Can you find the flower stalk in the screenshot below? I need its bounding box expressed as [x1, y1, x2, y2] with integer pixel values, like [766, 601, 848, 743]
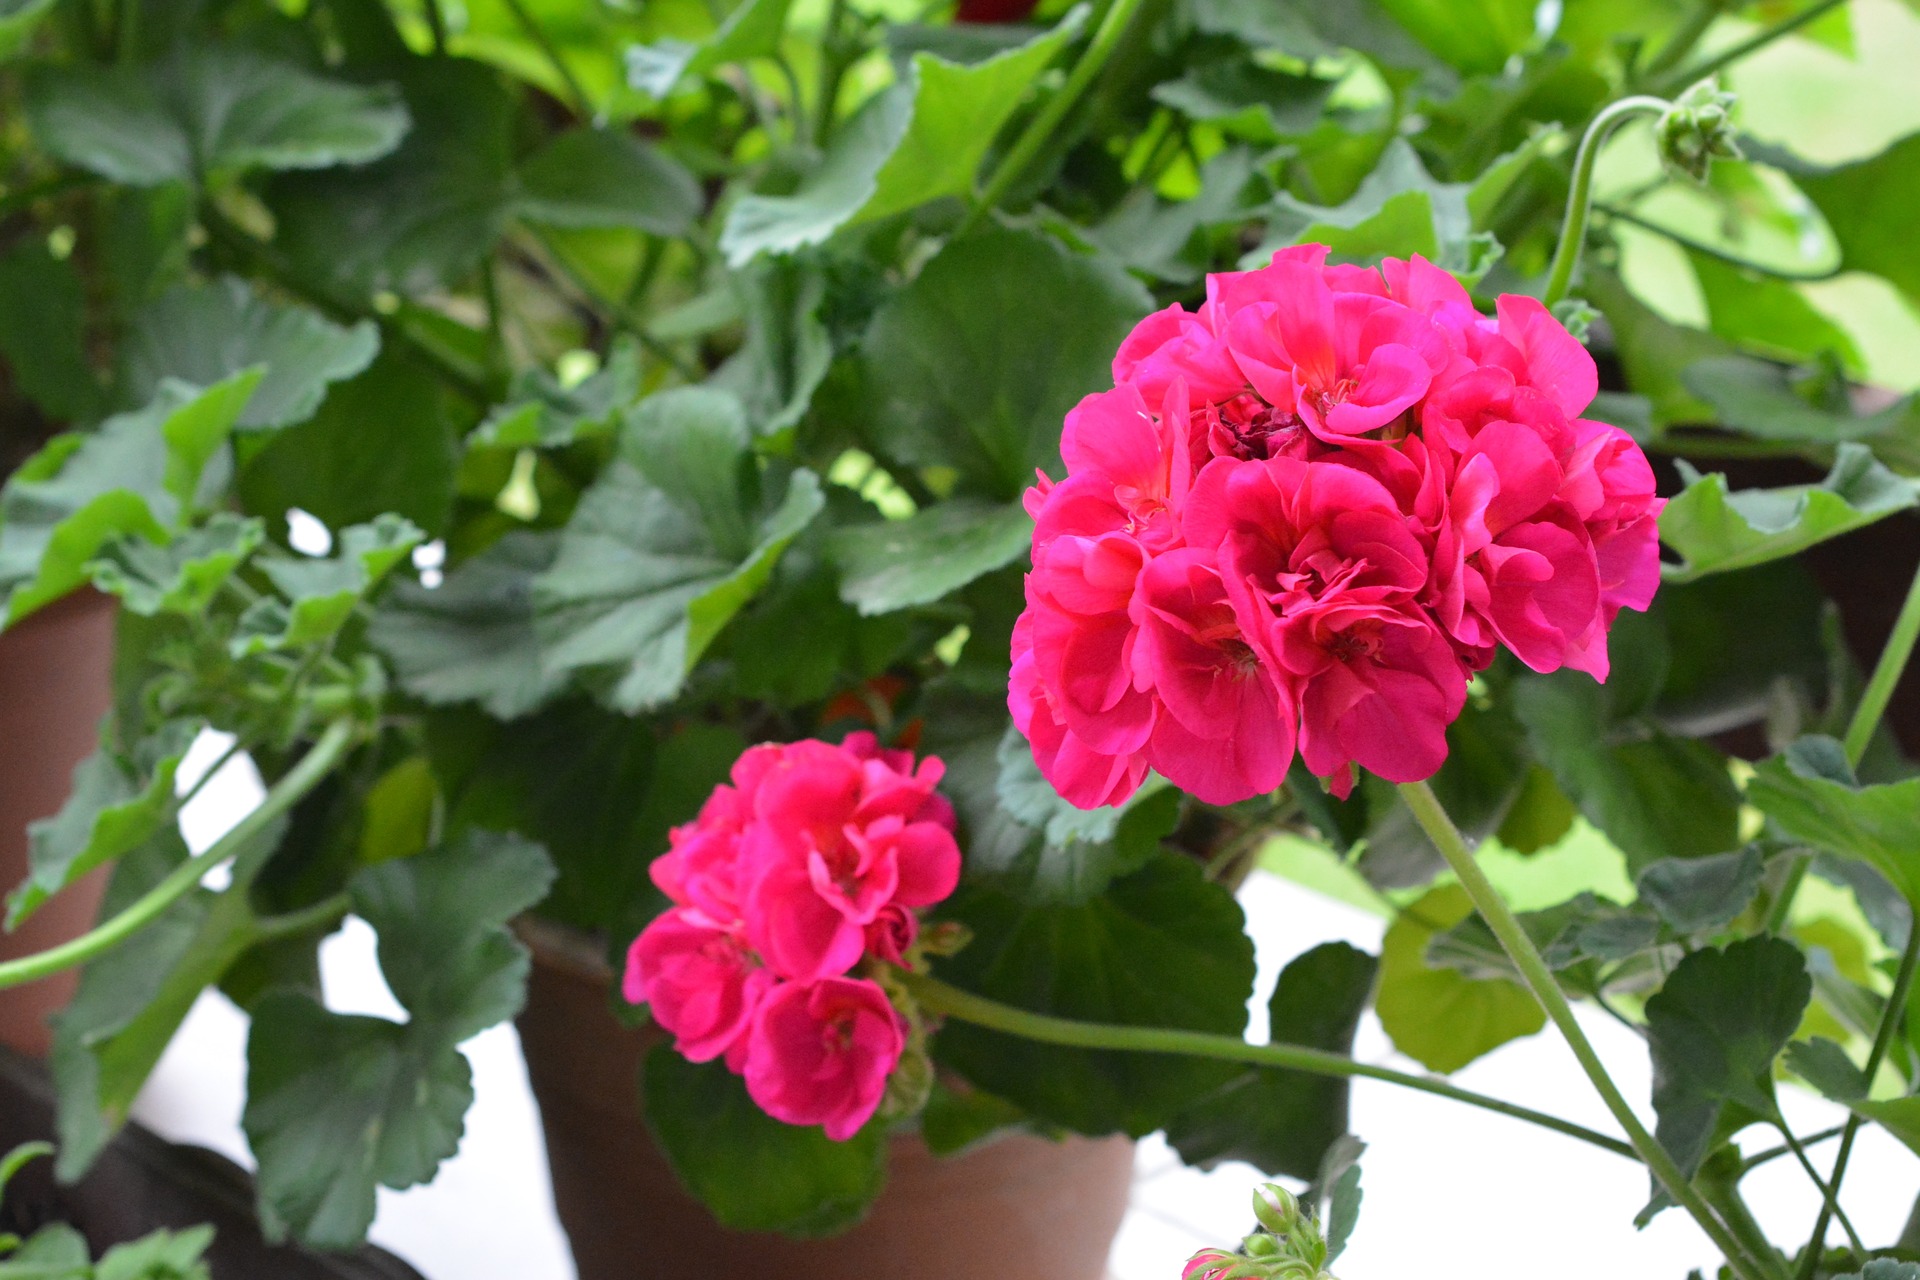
[1396, 779, 1781, 1280]
[899, 969, 1637, 1158]
[0, 720, 358, 992]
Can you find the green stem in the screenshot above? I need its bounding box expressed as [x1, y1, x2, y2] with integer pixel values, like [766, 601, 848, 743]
[1796, 922, 1920, 1279]
[812, 0, 852, 146]
[1597, 203, 1843, 282]
[0, 721, 357, 992]
[1397, 780, 1778, 1280]
[1739, 1124, 1845, 1176]
[1698, 1155, 1789, 1280]
[1651, 0, 1851, 97]
[1774, 1122, 1863, 1253]
[423, 0, 448, 55]
[964, 0, 1146, 233]
[1639, 1, 1724, 83]
[251, 892, 353, 943]
[900, 971, 1638, 1160]
[501, 0, 592, 117]
[1543, 95, 1671, 309]
[1843, 556, 1920, 765]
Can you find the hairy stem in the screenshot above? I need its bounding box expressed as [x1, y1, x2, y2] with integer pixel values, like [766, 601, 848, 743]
[1543, 95, 1671, 308]
[0, 721, 358, 992]
[1397, 780, 1779, 1280]
[1796, 922, 1920, 1278]
[1774, 1122, 1863, 1253]
[899, 971, 1638, 1159]
[964, 0, 1146, 232]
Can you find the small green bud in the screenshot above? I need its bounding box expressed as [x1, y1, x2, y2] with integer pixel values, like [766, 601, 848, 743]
[1657, 79, 1741, 182]
[1244, 1233, 1283, 1258]
[1252, 1183, 1302, 1236]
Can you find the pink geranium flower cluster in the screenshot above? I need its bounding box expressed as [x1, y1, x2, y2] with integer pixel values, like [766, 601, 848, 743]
[623, 733, 961, 1140]
[1013, 246, 1664, 808]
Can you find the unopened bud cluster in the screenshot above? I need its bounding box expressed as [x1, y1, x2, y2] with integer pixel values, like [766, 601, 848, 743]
[1181, 1186, 1338, 1280]
[1657, 79, 1741, 182]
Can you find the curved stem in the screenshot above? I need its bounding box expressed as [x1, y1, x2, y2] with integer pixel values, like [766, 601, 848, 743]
[900, 971, 1638, 1160]
[1640, 1, 1724, 83]
[1397, 780, 1778, 1280]
[1543, 95, 1671, 309]
[1651, 0, 1851, 98]
[1597, 203, 1843, 282]
[963, 0, 1145, 233]
[1843, 556, 1920, 765]
[1740, 1124, 1845, 1176]
[1796, 922, 1920, 1278]
[501, 0, 592, 117]
[0, 721, 358, 992]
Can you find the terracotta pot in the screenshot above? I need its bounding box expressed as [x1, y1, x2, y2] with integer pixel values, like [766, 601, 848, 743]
[514, 919, 1138, 1280]
[0, 589, 117, 1058]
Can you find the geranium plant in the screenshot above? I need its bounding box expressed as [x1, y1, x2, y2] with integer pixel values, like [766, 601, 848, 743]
[0, 1, 1914, 1277]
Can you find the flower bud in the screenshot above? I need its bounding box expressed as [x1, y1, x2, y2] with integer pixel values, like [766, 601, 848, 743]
[1657, 79, 1741, 182]
[1252, 1183, 1302, 1237]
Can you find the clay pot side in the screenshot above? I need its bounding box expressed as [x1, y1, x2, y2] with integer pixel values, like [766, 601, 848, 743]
[513, 919, 1137, 1280]
[0, 590, 118, 1058]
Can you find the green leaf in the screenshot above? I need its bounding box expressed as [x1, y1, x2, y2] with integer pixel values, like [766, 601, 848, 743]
[3, 1223, 88, 1272]
[1643, 937, 1809, 1181]
[1635, 847, 1764, 937]
[1583, 270, 1733, 426]
[1688, 251, 1861, 370]
[7, 720, 198, 929]
[642, 1046, 887, 1236]
[830, 500, 1031, 616]
[0, 240, 104, 422]
[93, 1226, 214, 1280]
[1370, 0, 1535, 75]
[245, 830, 553, 1248]
[533, 388, 825, 712]
[0, 372, 261, 625]
[1659, 445, 1919, 583]
[933, 851, 1256, 1136]
[371, 530, 564, 720]
[708, 259, 833, 441]
[1255, 140, 1481, 271]
[1324, 1147, 1363, 1263]
[1165, 942, 1378, 1180]
[1376, 885, 1544, 1073]
[1191, 0, 1457, 94]
[860, 228, 1153, 500]
[514, 127, 702, 236]
[718, 16, 1079, 266]
[86, 514, 264, 617]
[1832, 1263, 1920, 1280]
[1682, 354, 1920, 457]
[1510, 667, 1742, 875]
[1783, 1036, 1868, 1102]
[1082, 149, 1269, 284]
[238, 351, 460, 538]
[0, 0, 57, 61]
[230, 514, 425, 657]
[472, 342, 641, 449]
[1848, 1097, 1920, 1160]
[120, 277, 379, 431]
[25, 45, 409, 187]
[1151, 61, 1333, 142]
[0, 1141, 51, 1201]
[1774, 132, 1920, 305]
[1749, 736, 1920, 907]
[625, 0, 795, 99]
[267, 58, 513, 302]
[920, 1082, 1030, 1157]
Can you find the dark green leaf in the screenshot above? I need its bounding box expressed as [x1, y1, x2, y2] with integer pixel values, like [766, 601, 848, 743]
[514, 127, 702, 236]
[1682, 355, 1920, 463]
[708, 259, 832, 440]
[1811, 853, 1910, 952]
[1511, 668, 1742, 874]
[238, 351, 461, 537]
[919, 1082, 1030, 1157]
[1255, 140, 1479, 270]
[1635, 847, 1764, 936]
[1192, 0, 1457, 93]
[3, 1223, 88, 1271]
[1082, 149, 1268, 283]
[1494, 765, 1577, 854]
[0, 241, 104, 422]
[533, 388, 825, 712]
[268, 58, 513, 302]
[1783, 1036, 1868, 1102]
[7, 720, 198, 928]
[1323, 1137, 1363, 1262]
[25, 45, 408, 186]
[934, 852, 1254, 1135]
[230, 514, 424, 657]
[1774, 132, 1920, 305]
[0, 0, 56, 60]
[87, 514, 264, 617]
[861, 228, 1152, 500]
[1151, 62, 1333, 141]
[1165, 942, 1377, 1180]
[245, 830, 552, 1247]
[0, 373, 260, 625]
[718, 18, 1079, 265]
[1376, 885, 1545, 1073]
[642, 1045, 887, 1236]
[830, 499, 1030, 616]
[93, 1225, 214, 1280]
[1644, 937, 1809, 1181]
[1749, 736, 1920, 907]
[1832, 1263, 1920, 1280]
[120, 277, 379, 431]
[1688, 251, 1861, 369]
[1584, 270, 1733, 426]
[626, 0, 795, 98]
[371, 530, 563, 720]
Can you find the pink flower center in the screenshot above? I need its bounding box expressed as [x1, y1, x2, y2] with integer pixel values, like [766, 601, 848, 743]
[1325, 626, 1381, 664]
[1201, 394, 1310, 464]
